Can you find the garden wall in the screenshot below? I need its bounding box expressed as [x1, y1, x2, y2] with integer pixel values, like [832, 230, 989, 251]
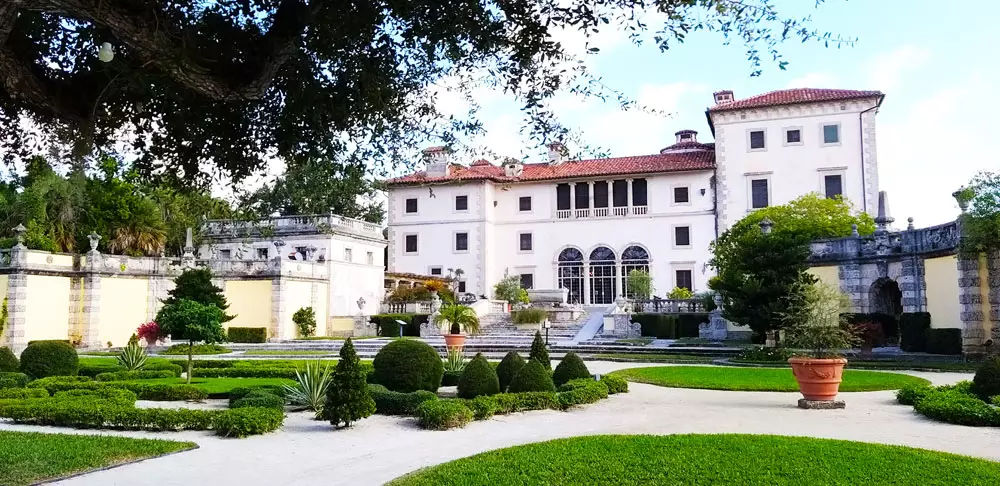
[23, 274, 70, 344]
[224, 280, 273, 331]
[97, 277, 150, 346]
[924, 255, 961, 329]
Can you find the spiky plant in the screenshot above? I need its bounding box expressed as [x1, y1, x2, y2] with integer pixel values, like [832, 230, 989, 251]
[444, 347, 466, 373]
[117, 343, 147, 371]
[283, 360, 334, 417]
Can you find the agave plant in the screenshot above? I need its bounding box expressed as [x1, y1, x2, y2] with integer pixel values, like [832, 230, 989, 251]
[117, 343, 147, 371]
[444, 347, 466, 373]
[283, 360, 334, 417]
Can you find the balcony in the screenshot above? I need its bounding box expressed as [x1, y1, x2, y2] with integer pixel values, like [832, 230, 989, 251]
[556, 206, 648, 220]
[203, 213, 384, 240]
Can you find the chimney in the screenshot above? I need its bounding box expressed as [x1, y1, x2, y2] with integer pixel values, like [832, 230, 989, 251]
[547, 141, 567, 165]
[422, 146, 450, 178]
[713, 90, 734, 104]
[675, 130, 698, 144]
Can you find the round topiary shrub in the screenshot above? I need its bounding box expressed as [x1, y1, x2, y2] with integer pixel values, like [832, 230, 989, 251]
[496, 351, 525, 392]
[0, 347, 18, 372]
[507, 359, 555, 393]
[372, 339, 444, 392]
[971, 356, 1000, 401]
[457, 353, 500, 399]
[20, 340, 79, 378]
[552, 352, 591, 386]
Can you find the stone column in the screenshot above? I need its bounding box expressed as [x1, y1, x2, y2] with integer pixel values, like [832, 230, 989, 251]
[987, 250, 1000, 341]
[839, 262, 863, 311]
[569, 182, 577, 215]
[626, 179, 633, 215]
[900, 257, 927, 313]
[80, 234, 104, 349]
[4, 227, 29, 353]
[270, 277, 287, 341]
[957, 254, 985, 348]
[582, 262, 590, 305]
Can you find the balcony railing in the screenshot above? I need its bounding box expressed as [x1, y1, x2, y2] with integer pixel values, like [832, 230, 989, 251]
[574, 208, 590, 218]
[593, 207, 609, 217]
[203, 213, 383, 239]
[557, 206, 648, 220]
[612, 207, 629, 217]
[556, 209, 572, 219]
[632, 206, 648, 215]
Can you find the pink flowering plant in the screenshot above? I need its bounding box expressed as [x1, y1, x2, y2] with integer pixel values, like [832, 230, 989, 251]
[136, 321, 162, 344]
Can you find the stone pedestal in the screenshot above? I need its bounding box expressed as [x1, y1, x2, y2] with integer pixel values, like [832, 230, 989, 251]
[798, 399, 846, 410]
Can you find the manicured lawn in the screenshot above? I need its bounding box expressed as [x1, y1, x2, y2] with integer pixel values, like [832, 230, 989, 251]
[388, 434, 1000, 485]
[134, 377, 295, 395]
[0, 431, 194, 485]
[241, 350, 334, 356]
[611, 366, 929, 392]
[592, 354, 719, 364]
[730, 359, 980, 373]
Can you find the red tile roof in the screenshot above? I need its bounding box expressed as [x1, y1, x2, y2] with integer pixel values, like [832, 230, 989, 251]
[387, 150, 715, 186]
[709, 88, 883, 112]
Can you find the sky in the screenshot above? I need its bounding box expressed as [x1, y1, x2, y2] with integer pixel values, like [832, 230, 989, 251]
[425, 0, 1000, 227]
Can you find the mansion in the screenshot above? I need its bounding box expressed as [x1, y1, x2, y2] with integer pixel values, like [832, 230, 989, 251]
[386, 88, 885, 305]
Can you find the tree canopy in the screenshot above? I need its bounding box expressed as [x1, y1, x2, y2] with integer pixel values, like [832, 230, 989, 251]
[956, 171, 1000, 254]
[1, 1, 847, 182]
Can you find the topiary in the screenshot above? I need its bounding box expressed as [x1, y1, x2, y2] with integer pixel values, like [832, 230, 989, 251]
[552, 352, 590, 386]
[507, 359, 555, 393]
[372, 339, 444, 392]
[0, 347, 18, 372]
[457, 353, 500, 399]
[20, 340, 79, 378]
[325, 338, 375, 428]
[529, 331, 550, 370]
[971, 356, 1000, 401]
[496, 351, 525, 392]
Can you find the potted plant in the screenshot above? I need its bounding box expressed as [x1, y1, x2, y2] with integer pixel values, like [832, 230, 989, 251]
[434, 303, 480, 350]
[511, 307, 548, 331]
[493, 274, 525, 312]
[136, 321, 162, 347]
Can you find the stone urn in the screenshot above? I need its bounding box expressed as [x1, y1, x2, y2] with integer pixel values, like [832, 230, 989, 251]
[788, 357, 847, 401]
[144, 337, 158, 347]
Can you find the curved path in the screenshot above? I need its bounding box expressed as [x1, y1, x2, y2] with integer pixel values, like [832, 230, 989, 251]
[2, 363, 996, 486]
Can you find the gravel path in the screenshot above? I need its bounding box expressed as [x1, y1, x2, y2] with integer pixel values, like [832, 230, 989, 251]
[1, 362, 994, 486]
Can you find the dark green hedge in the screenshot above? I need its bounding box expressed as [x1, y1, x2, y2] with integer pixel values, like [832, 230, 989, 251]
[926, 329, 962, 355]
[371, 339, 443, 392]
[899, 312, 931, 352]
[0, 372, 29, 389]
[20, 340, 78, 378]
[0, 347, 18, 372]
[842, 313, 899, 340]
[368, 384, 438, 415]
[228, 327, 268, 343]
[634, 313, 708, 339]
[27, 376, 208, 401]
[370, 314, 427, 337]
[95, 370, 177, 382]
[415, 400, 473, 430]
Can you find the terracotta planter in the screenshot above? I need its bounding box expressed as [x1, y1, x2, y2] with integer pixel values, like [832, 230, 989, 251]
[144, 338, 158, 347]
[443, 334, 466, 350]
[788, 357, 847, 401]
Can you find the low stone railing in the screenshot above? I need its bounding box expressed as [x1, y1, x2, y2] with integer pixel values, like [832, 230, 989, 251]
[632, 298, 706, 313]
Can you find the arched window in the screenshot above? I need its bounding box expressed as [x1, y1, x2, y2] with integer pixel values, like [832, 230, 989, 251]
[557, 248, 584, 304]
[589, 246, 617, 305]
[622, 245, 650, 298]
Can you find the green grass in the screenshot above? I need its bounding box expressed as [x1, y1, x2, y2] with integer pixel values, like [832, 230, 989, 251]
[614, 338, 654, 346]
[387, 434, 1000, 485]
[669, 338, 750, 347]
[158, 344, 232, 355]
[133, 377, 295, 395]
[591, 354, 719, 364]
[241, 350, 334, 356]
[611, 366, 929, 392]
[79, 351, 122, 356]
[0, 431, 195, 485]
[727, 359, 980, 373]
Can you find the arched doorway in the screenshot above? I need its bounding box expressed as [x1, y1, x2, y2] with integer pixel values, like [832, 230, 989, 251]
[557, 248, 584, 304]
[870, 278, 903, 316]
[621, 245, 650, 298]
[589, 246, 617, 305]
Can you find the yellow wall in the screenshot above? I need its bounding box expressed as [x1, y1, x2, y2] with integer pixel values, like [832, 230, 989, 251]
[26, 252, 73, 268]
[98, 278, 149, 346]
[924, 255, 961, 329]
[282, 280, 316, 340]
[807, 265, 840, 290]
[328, 317, 354, 336]
[24, 275, 71, 343]
[225, 280, 272, 332]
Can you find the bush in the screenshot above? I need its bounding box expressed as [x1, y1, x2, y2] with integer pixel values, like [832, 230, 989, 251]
[926, 329, 963, 355]
[367, 384, 438, 415]
[372, 339, 443, 392]
[192, 367, 298, 379]
[557, 379, 609, 409]
[78, 361, 125, 377]
[325, 338, 375, 427]
[231, 391, 285, 410]
[913, 389, 1000, 427]
[512, 308, 548, 324]
[144, 362, 184, 377]
[95, 370, 177, 382]
[600, 375, 629, 394]
[228, 385, 288, 406]
[529, 331, 550, 370]
[19, 340, 79, 378]
[972, 357, 1000, 401]
[0, 372, 29, 389]
[465, 392, 560, 420]
[508, 359, 555, 393]
[552, 352, 590, 387]
[117, 343, 148, 370]
[369, 314, 425, 337]
[0, 388, 48, 399]
[52, 388, 138, 404]
[457, 353, 500, 399]
[28, 376, 208, 401]
[496, 352, 525, 392]
[416, 400, 473, 430]
[0, 347, 18, 372]
[896, 382, 934, 405]
[228, 327, 268, 343]
[160, 343, 231, 355]
[441, 370, 462, 387]
[736, 346, 794, 363]
[899, 312, 931, 352]
[677, 314, 708, 338]
[213, 407, 285, 437]
[843, 313, 898, 339]
[293, 307, 317, 337]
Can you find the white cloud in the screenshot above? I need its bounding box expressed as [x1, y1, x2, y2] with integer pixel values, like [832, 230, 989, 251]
[866, 45, 931, 92]
[785, 72, 838, 89]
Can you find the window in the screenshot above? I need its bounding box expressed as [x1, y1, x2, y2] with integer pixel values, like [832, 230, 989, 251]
[750, 179, 769, 209]
[593, 181, 609, 208]
[455, 195, 468, 211]
[344, 248, 353, 262]
[675, 270, 693, 291]
[574, 183, 589, 209]
[632, 178, 648, 206]
[404, 234, 418, 253]
[519, 196, 532, 212]
[256, 248, 268, 260]
[366, 251, 374, 265]
[429, 267, 442, 276]
[785, 128, 801, 144]
[680, 133, 693, 141]
[519, 273, 534, 290]
[519, 233, 533, 252]
[219, 249, 232, 259]
[749, 130, 766, 150]
[457, 281, 466, 293]
[294, 246, 309, 259]
[612, 180, 628, 207]
[673, 186, 690, 204]
[824, 175, 843, 199]
[674, 226, 691, 247]
[556, 184, 571, 210]
[405, 198, 418, 213]
[823, 124, 840, 144]
[455, 232, 469, 252]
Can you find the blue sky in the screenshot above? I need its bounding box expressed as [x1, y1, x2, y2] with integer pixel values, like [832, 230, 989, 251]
[434, 0, 1000, 226]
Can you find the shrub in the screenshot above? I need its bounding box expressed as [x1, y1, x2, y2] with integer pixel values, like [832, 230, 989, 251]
[231, 391, 285, 410]
[136, 321, 162, 344]
[228, 327, 268, 343]
[228, 385, 287, 406]
[633, 313, 677, 338]
[529, 331, 550, 370]
[851, 321, 886, 349]
[95, 370, 177, 382]
[552, 352, 590, 387]
[557, 379, 609, 409]
[512, 308, 548, 325]
[0, 388, 48, 399]
[0, 372, 29, 389]
[27, 376, 208, 401]
[213, 407, 285, 437]
[117, 343, 148, 370]
[442, 347, 466, 383]
[496, 351, 525, 392]
[600, 375, 628, 394]
[372, 339, 443, 392]
[368, 384, 438, 415]
[913, 389, 1000, 427]
[0, 347, 18, 372]
[78, 361, 125, 377]
[971, 357, 1000, 401]
[192, 367, 298, 379]
[465, 392, 560, 420]
[144, 362, 184, 377]
[160, 343, 231, 356]
[896, 383, 935, 406]
[842, 313, 898, 339]
[441, 370, 462, 387]
[416, 400, 473, 430]
[293, 307, 317, 337]
[899, 312, 931, 352]
[457, 353, 500, 399]
[676, 313, 708, 338]
[0, 400, 219, 431]
[736, 346, 794, 362]
[926, 328, 963, 355]
[283, 361, 333, 415]
[325, 338, 375, 427]
[508, 359, 555, 393]
[20, 340, 79, 378]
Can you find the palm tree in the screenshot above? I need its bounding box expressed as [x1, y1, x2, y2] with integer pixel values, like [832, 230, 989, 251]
[434, 303, 480, 336]
[108, 199, 167, 256]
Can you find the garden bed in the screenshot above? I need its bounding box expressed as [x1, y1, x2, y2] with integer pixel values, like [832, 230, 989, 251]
[611, 366, 929, 392]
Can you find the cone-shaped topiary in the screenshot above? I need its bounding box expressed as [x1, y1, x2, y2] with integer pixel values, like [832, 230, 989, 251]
[529, 331, 550, 370]
[552, 352, 591, 386]
[457, 353, 500, 399]
[496, 351, 525, 392]
[372, 339, 444, 392]
[971, 356, 1000, 401]
[20, 340, 78, 378]
[0, 347, 18, 373]
[325, 338, 375, 428]
[507, 359, 555, 393]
